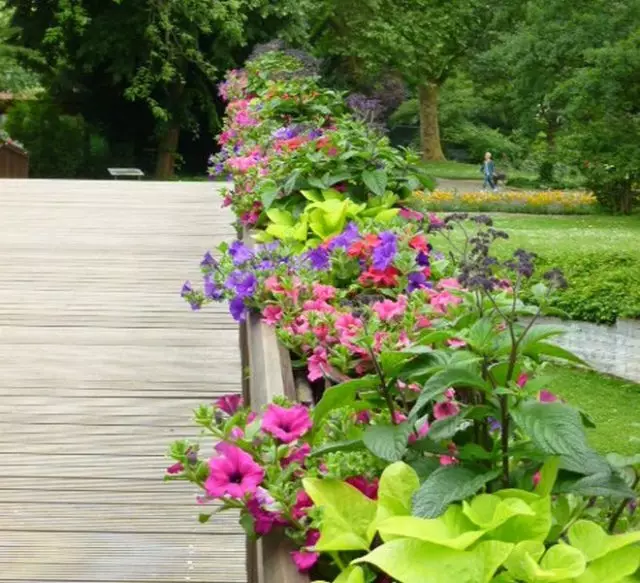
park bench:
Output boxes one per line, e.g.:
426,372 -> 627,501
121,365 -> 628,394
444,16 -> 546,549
107,167 -> 144,180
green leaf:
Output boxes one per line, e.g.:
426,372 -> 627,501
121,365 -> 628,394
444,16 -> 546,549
524,341 -> 588,365
568,519 -> 640,562
491,491 -> 552,543
380,351 -> 415,378
363,423 -> 412,462
607,453 -> 640,468
325,172 -> 352,187
506,541 -> 588,581
303,477 -> 376,551
412,466 -> 500,518
260,181 -> 280,210
375,208 -> 400,222
374,462 -> 421,525
574,545 -> 640,583
198,513 -> 212,524
300,189 -> 322,202
354,538 -> 513,583
427,414 -> 469,441
465,317 -> 497,354
239,512 -> 256,539
511,401 -> 607,474
411,369 -> 488,420
555,472 -> 637,499
534,457 -> 561,497
312,376 -> 379,428
517,325 -> 566,352
362,169 -> 388,196
462,494 -> 536,531
266,208 -> 294,226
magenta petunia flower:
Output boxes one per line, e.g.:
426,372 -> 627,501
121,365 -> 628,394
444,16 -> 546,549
434,400 -> 460,420
204,443 -> 264,499
291,530 -> 320,573
281,443 -> 311,467
346,476 -> 379,500
538,390 -> 559,403
517,373 -> 529,388
306,346 -> 328,382
292,490 -> 313,520
166,461 -> 184,475
408,420 -> 430,444
262,404 -> 313,443
215,393 -> 243,415
246,494 -> 287,536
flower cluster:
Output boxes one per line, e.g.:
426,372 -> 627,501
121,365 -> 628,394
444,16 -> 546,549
208,50 -> 431,238
0,129 -> 26,152
416,189 -> 597,215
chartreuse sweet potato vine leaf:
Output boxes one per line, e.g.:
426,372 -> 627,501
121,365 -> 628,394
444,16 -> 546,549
368,461 -> 420,539
303,477 -> 376,551
568,519 -> 640,562
462,494 -> 536,531
313,565 -> 365,583
504,540 -> 587,582
354,538 -> 514,583
573,546 -> 640,583
490,490 -> 552,543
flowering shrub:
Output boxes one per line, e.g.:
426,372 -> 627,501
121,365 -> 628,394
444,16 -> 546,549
170,48 -> 639,583
209,50 -> 433,240
416,189 -> 597,215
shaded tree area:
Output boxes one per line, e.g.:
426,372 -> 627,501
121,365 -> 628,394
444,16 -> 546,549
5,0 -> 310,178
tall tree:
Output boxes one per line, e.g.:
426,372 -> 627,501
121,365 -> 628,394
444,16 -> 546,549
8,0 -> 309,178
0,0 -> 39,93
309,0 -> 506,161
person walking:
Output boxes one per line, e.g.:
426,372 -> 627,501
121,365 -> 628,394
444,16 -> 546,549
481,151 -> 497,192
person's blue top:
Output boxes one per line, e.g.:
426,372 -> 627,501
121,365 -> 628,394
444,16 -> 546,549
483,160 -> 495,176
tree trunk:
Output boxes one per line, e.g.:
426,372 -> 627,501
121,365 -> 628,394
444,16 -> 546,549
418,82 -> 446,162
155,123 -> 180,180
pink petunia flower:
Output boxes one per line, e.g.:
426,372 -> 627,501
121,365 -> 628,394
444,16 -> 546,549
335,313 -> 363,341
291,530 -> 320,573
262,305 -> 283,326
204,443 -> 264,499
307,346 -> 328,382
429,213 -> 445,228
399,208 -> 424,221
438,278 -> 462,290
517,373 -> 529,388
532,471 -> 541,487
215,394 -> 243,415
447,338 -> 467,348
439,443 -> 459,466
281,443 -> 311,468
246,495 -> 287,535
430,290 -> 462,313
372,296 -> 407,321
408,421 -> 430,444
229,426 -> 244,440
303,299 -> 335,314
354,410 -> 371,424
444,388 -> 456,400
291,315 -> 310,335
538,390 -> 559,403
292,490 -> 313,520
433,400 -> 460,420
346,476 -> 379,500
166,462 -> 184,475
312,283 -> 337,301
416,316 -> 433,329
264,276 -> 285,294
262,404 -> 313,443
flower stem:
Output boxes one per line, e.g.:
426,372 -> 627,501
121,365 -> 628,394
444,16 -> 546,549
499,395 -> 510,488
608,471 -> 639,533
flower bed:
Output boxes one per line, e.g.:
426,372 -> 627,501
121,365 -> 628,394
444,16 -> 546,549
416,189 -> 597,215
167,48 -> 639,583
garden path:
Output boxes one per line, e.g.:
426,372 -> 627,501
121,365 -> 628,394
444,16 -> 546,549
0,179 -> 245,583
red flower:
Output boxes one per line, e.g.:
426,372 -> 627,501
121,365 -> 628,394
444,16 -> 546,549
409,234 -> 429,253
359,266 -> 399,287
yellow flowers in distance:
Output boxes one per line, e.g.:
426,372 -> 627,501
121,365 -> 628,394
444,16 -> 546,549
414,190 -> 597,215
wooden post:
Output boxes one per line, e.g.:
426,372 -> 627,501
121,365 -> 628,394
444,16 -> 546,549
241,230 -> 309,583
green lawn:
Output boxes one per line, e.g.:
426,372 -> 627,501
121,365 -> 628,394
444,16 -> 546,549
424,160 -> 536,181
547,365 -> 640,455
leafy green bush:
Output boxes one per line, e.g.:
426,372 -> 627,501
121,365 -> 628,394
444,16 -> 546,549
5,100 -> 88,177
527,252 -> 640,324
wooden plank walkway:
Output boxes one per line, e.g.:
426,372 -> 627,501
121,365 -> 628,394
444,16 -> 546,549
0,179 -> 245,583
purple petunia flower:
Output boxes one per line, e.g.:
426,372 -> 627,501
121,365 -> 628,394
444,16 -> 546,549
204,276 -> 223,300
407,272 -> 427,292
416,251 -> 430,267
305,247 -> 330,270
200,251 -> 218,271
488,417 -> 501,432
181,281 -> 193,297
257,260 -> 274,271
272,127 -> 299,140
229,241 -> 253,266
372,231 -> 397,270
225,271 -> 257,298
328,222 -> 360,251
229,296 -> 247,321
308,129 -> 323,140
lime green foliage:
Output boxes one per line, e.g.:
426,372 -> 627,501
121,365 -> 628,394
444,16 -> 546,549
257,188 -> 399,248
305,462 -> 640,583
546,365 -> 640,456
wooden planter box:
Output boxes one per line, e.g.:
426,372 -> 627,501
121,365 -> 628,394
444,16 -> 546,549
0,142 -> 29,178
239,312 -> 311,583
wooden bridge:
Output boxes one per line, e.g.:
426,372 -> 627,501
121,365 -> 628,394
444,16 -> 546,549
0,180 -> 244,583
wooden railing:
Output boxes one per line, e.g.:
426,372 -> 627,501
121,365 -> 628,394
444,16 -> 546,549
0,142 -> 29,178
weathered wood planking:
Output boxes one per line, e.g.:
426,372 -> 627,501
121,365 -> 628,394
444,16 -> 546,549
0,179 -> 243,582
